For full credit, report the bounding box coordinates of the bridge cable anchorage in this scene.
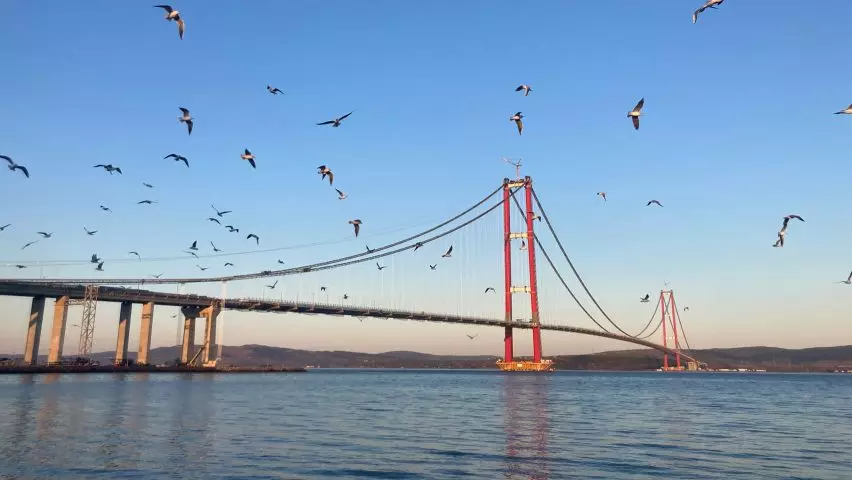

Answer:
[8,184,517,286]
[631,296,661,338]
[529,188,636,336]
[1,184,506,268]
[507,193,612,333]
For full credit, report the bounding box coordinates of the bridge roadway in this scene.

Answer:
[0,281,696,363]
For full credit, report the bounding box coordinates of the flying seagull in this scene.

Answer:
[143,182,154,188]
[188,241,198,251]
[267,85,284,95]
[413,242,424,252]
[1,155,29,178]
[21,241,38,250]
[466,334,478,340]
[442,246,453,258]
[773,215,805,248]
[83,227,97,236]
[683,307,690,312]
[154,5,185,39]
[336,189,347,200]
[366,246,375,253]
[692,0,725,24]
[348,219,362,237]
[94,164,122,175]
[184,250,199,258]
[376,263,386,270]
[99,205,112,212]
[317,165,334,186]
[90,254,101,264]
[317,111,353,128]
[225,225,239,233]
[15,265,26,269]
[519,240,527,251]
[36,232,53,238]
[514,84,532,96]
[196,265,208,271]
[0,224,10,231]
[212,205,232,217]
[838,271,852,285]
[320,286,327,292]
[834,104,852,115]
[484,287,495,293]
[95,262,104,271]
[129,251,141,260]
[429,264,437,270]
[510,112,524,135]
[207,217,221,224]
[627,98,645,130]
[137,200,156,205]
[164,153,189,167]
[646,200,663,207]
[596,192,607,202]
[240,149,256,169]
[224,262,234,267]
[247,233,260,244]
[640,294,650,303]
[210,241,222,252]
[277,259,285,264]
[151,273,163,278]
[178,108,193,135]
[266,280,278,289]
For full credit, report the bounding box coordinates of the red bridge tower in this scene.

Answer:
[497,176,553,372]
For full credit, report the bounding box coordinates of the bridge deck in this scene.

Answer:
[0,281,696,362]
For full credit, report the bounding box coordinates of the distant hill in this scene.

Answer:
[7,344,851,371]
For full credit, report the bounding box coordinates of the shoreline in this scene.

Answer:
[0,365,307,374]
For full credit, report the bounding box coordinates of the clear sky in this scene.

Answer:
[1,1,851,357]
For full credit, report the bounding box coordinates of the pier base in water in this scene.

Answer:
[496,359,555,372]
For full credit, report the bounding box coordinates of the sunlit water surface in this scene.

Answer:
[0,370,850,479]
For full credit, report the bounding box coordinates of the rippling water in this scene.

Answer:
[0,370,850,479]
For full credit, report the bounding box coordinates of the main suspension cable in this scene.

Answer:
[530,187,635,336]
[9,185,515,286]
[675,307,692,351]
[632,298,660,338]
[509,194,612,333]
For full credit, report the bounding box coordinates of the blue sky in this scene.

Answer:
[1,1,851,357]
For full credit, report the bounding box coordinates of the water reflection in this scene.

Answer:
[502,374,551,480]
[0,375,37,472]
[165,373,217,473]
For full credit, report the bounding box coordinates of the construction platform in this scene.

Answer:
[496,359,555,372]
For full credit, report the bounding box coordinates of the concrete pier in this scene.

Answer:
[47,296,69,365]
[23,296,46,365]
[137,302,154,365]
[180,307,200,364]
[201,305,220,365]
[114,302,132,365]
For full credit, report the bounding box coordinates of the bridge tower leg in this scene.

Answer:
[47,296,69,365]
[503,179,514,363]
[180,307,200,364]
[659,291,668,370]
[201,304,221,366]
[114,301,132,365]
[23,296,46,365]
[137,302,155,365]
[668,290,682,369]
[524,176,542,363]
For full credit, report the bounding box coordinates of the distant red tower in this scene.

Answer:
[497,176,552,372]
[658,290,682,370]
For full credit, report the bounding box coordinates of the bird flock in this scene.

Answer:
[0,1,849,323]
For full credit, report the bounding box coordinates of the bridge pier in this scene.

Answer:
[114,302,132,365]
[47,296,69,365]
[180,307,201,364]
[137,302,155,365]
[201,305,220,366]
[23,296,46,365]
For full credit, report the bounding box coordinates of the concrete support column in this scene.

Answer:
[114,302,132,365]
[180,315,196,364]
[201,305,220,365]
[47,296,69,365]
[137,302,155,365]
[23,296,46,365]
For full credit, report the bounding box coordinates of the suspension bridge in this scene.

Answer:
[0,177,697,371]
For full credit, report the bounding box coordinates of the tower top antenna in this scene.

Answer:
[501,157,523,178]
